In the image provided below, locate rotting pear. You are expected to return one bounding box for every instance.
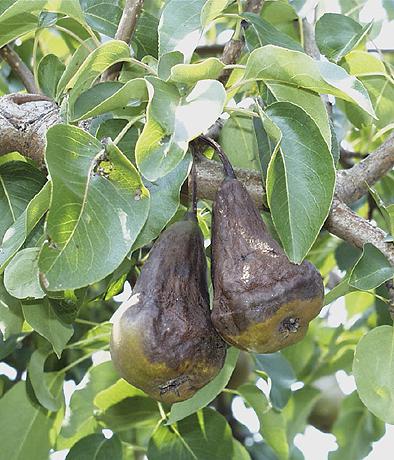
[110,212,226,404]
[204,137,324,354]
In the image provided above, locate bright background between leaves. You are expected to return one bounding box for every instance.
[0,0,394,459]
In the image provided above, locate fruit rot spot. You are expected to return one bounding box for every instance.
[279,317,300,334]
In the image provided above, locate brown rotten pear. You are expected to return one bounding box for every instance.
[206,138,324,354]
[110,212,226,404]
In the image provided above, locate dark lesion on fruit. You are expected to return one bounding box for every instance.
[279,316,300,336]
[159,375,190,397]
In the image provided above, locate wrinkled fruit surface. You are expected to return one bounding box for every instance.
[110,214,226,403]
[211,178,324,353]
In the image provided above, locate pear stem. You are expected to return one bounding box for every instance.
[191,160,198,215]
[199,135,236,179]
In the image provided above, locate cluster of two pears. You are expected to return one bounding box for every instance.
[110,155,324,403]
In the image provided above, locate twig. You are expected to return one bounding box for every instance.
[195,44,225,56]
[0,45,39,94]
[101,0,144,82]
[301,18,320,60]
[324,199,394,265]
[336,133,394,204]
[219,0,264,84]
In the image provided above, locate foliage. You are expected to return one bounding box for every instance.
[0,0,393,459]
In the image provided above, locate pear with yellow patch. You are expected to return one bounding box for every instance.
[210,148,324,353]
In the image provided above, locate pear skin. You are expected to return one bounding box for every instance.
[111,213,226,403]
[211,177,324,353]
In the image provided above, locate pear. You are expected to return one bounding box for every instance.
[110,212,226,403]
[211,172,324,354]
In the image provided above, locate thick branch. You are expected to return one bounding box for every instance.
[0,45,38,94]
[336,132,394,204]
[101,0,144,82]
[0,94,60,165]
[219,0,264,84]
[325,199,394,265]
[0,91,392,266]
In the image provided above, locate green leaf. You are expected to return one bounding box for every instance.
[255,353,296,409]
[71,322,111,352]
[49,288,85,324]
[219,114,260,170]
[0,0,85,23]
[0,375,64,460]
[158,0,205,61]
[0,277,23,339]
[98,396,160,431]
[267,82,331,151]
[359,76,394,129]
[94,379,146,411]
[0,182,50,273]
[282,332,316,378]
[59,361,119,449]
[0,333,25,360]
[133,11,159,59]
[283,385,320,442]
[133,154,191,250]
[341,50,386,77]
[4,247,45,299]
[242,12,303,52]
[22,299,73,357]
[66,40,131,108]
[201,0,230,25]
[81,0,122,38]
[245,45,375,117]
[28,342,63,411]
[96,119,140,163]
[349,243,394,290]
[329,392,385,460]
[72,78,148,121]
[39,126,150,291]
[136,77,225,181]
[324,275,354,306]
[167,347,240,425]
[170,58,225,85]
[56,38,96,98]
[0,13,38,48]
[233,440,252,460]
[266,102,336,262]
[66,433,122,460]
[316,13,372,62]
[369,186,394,236]
[158,51,184,80]
[148,408,235,460]
[239,384,288,460]
[383,0,394,19]
[353,325,394,424]
[0,161,46,243]
[37,54,65,98]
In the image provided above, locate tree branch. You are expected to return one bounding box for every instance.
[219,0,264,84]
[0,91,392,265]
[302,18,320,60]
[336,132,394,204]
[0,94,60,165]
[0,45,39,94]
[101,0,144,82]
[325,199,394,265]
